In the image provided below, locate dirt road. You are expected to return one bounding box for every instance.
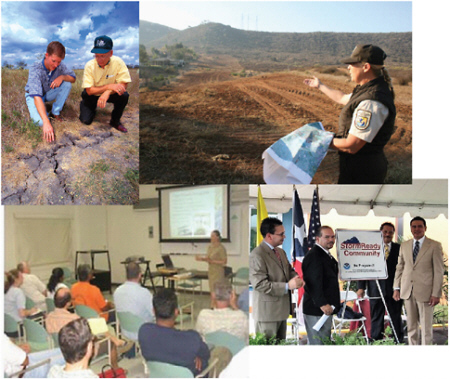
[140,62,412,184]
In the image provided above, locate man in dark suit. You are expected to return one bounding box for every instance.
[357,222,404,342]
[302,226,341,345]
[249,217,303,341]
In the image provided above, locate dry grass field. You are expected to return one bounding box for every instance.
[1,68,139,205]
[140,57,412,184]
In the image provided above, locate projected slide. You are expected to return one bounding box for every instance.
[159,185,230,242]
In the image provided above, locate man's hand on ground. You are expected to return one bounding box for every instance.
[43,120,55,142]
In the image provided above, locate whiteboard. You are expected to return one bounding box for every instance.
[160,204,241,256]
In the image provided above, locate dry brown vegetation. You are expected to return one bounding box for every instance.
[2,68,139,204]
[140,57,412,184]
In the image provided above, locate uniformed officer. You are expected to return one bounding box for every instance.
[304,44,396,184]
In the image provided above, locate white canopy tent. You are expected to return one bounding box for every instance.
[249,180,448,218]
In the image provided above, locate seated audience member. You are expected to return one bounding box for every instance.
[47,318,98,378]
[113,262,155,340]
[4,270,40,336]
[47,267,68,299]
[196,281,249,342]
[45,288,80,334]
[139,288,232,376]
[47,287,127,370]
[17,261,47,311]
[71,264,115,322]
[3,334,65,378]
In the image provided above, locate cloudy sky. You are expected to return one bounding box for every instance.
[141,1,412,33]
[1,1,139,69]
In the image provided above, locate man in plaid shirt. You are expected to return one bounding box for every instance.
[25,41,76,142]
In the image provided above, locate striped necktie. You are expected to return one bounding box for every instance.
[413,241,420,263]
[273,248,282,265]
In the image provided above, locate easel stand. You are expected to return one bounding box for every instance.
[375,279,400,344]
[290,289,300,345]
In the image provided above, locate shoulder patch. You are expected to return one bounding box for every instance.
[354,109,372,130]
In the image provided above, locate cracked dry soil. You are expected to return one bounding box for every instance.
[2,112,138,205]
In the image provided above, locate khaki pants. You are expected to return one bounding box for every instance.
[404,292,434,345]
[255,320,287,341]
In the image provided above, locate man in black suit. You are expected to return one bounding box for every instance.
[357,222,403,342]
[302,226,341,345]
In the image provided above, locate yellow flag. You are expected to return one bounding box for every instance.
[257,186,268,245]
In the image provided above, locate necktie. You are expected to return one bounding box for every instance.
[384,244,390,260]
[273,249,282,265]
[413,241,420,263]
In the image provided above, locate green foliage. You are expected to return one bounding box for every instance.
[2,60,14,69]
[153,75,165,82]
[140,44,150,66]
[164,43,197,61]
[323,328,403,345]
[15,60,27,69]
[249,332,290,345]
[124,169,139,185]
[342,281,358,292]
[90,160,110,174]
[433,304,448,326]
[4,145,14,153]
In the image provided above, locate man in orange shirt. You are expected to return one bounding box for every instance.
[71,264,115,322]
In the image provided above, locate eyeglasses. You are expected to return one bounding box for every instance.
[272,232,285,237]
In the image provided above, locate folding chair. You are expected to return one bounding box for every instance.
[231,267,249,291]
[75,305,113,366]
[147,358,219,378]
[332,290,369,343]
[7,358,51,378]
[4,313,23,342]
[204,331,246,356]
[116,311,147,374]
[22,318,53,352]
[45,297,56,313]
[176,301,194,330]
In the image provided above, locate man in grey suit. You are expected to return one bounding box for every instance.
[249,217,303,341]
[393,216,444,345]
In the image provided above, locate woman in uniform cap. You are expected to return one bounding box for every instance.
[304,44,396,184]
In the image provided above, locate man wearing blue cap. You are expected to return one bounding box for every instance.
[80,35,131,133]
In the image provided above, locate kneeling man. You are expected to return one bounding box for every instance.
[25,41,76,142]
[80,35,131,133]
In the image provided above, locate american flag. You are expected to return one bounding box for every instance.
[307,188,321,249]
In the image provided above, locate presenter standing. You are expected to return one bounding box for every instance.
[304,44,396,184]
[196,230,227,307]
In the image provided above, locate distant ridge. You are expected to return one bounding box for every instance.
[140,21,179,45]
[140,20,412,67]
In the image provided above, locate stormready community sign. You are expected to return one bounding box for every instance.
[336,229,387,281]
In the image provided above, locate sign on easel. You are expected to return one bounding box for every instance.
[335,229,387,281]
